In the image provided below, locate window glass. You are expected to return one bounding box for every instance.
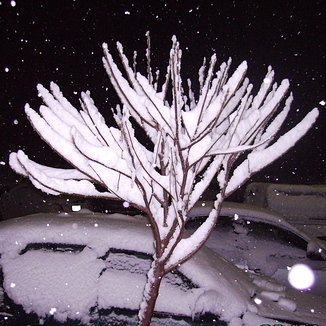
[105,249,152,274]
[104,249,196,290]
[186,216,309,276]
[20,242,86,255]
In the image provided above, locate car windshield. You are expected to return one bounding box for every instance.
[186,216,310,275]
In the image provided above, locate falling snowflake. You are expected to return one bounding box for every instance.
[123,201,130,208]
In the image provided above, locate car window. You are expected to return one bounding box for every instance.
[164,269,197,291]
[103,248,197,290]
[18,244,196,290]
[186,215,307,252]
[104,249,152,274]
[234,219,308,251]
[19,242,86,255]
[185,215,312,276]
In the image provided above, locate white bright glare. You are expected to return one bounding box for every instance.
[254,297,262,305]
[49,307,57,315]
[72,205,81,212]
[288,264,315,290]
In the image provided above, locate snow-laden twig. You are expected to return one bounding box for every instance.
[9,33,319,326]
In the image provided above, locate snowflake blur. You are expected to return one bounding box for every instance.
[288,263,315,290]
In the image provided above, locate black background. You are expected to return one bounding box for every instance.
[1,1,325,194]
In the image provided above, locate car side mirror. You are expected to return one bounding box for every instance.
[306,241,326,261]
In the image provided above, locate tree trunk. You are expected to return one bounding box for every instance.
[138,258,165,326]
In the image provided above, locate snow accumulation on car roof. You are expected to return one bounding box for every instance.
[0,210,325,326]
[0,210,154,258]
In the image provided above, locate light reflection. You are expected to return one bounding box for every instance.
[49,307,57,315]
[72,205,81,212]
[288,263,315,290]
[254,297,262,305]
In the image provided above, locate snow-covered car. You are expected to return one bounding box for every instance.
[244,182,326,223]
[242,182,326,239]
[187,201,326,298]
[0,210,325,326]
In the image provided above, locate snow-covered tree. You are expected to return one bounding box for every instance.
[9,33,318,326]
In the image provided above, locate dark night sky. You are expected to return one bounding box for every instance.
[0,0,325,191]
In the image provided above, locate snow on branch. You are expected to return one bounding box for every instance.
[10,151,114,198]
[9,34,319,325]
[10,33,318,243]
[100,35,318,268]
[225,107,319,196]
